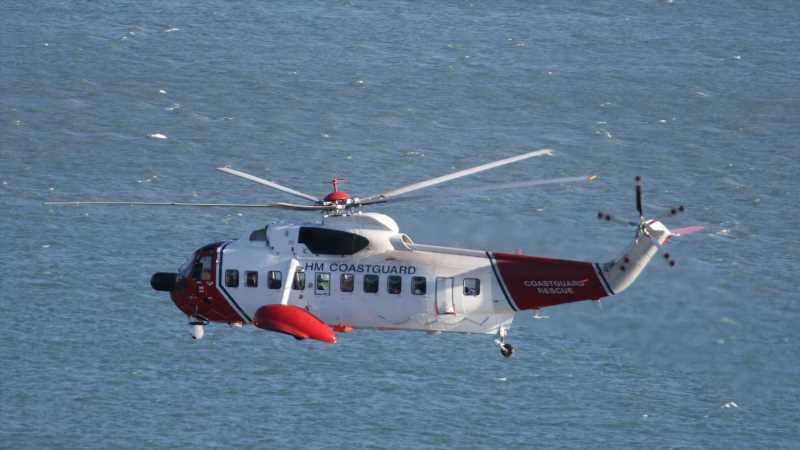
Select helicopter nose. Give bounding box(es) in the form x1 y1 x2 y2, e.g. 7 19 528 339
151 272 178 292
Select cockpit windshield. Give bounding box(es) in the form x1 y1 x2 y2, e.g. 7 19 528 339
178 258 192 278
191 255 213 281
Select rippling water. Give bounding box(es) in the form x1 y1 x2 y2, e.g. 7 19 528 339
2 1 799 448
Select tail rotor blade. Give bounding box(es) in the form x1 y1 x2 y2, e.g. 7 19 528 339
597 210 638 227
662 251 676 267
653 205 686 222
635 175 643 218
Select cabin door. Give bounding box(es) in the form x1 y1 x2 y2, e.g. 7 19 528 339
435 277 455 315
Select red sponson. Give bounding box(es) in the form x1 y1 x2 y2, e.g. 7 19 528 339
254 304 337 343
492 252 608 310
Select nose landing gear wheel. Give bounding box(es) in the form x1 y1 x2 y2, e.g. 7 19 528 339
500 343 515 358
189 315 209 340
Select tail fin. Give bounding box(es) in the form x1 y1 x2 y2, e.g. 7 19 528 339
596 220 671 295
489 176 702 311
596 176 703 294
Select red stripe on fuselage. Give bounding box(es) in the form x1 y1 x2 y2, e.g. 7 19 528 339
492 252 608 310
170 242 244 323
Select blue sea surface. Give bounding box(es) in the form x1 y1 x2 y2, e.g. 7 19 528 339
2 1 799 448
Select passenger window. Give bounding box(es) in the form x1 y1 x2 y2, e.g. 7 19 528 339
387 275 401 295
268 271 282 289
316 273 331 295
225 269 239 288
464 278 480 296
363 274 379 293
412 276 426 295
246 271 258 288
292 271 306 290
340 273 354 292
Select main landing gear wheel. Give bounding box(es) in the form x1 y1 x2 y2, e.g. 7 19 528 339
494 326 514 358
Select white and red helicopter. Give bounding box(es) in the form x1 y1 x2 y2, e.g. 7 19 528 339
48 149 702 357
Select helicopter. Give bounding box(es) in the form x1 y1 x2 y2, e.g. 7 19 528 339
47 149 702 357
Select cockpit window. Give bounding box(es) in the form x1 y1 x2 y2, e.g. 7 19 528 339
193 256 213 281
191 261 202 279
179 258 192 278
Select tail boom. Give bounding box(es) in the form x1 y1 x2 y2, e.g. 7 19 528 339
598 220 670 294
490 221 669 310
490 253 610 310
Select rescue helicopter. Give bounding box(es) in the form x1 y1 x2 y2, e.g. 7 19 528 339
47 149 702 357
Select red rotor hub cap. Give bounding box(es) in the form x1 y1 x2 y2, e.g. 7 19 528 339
324 191 351 202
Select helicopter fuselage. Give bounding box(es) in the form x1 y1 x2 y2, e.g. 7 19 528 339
164 212 662 338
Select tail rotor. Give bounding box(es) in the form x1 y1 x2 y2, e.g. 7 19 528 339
598 176 703 267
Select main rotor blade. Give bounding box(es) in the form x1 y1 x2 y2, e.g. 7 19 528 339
216 167 320 203
360 148 554 203
360 175 596 205
44 201 334 211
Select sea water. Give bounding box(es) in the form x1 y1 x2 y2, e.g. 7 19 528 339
2 1 799 448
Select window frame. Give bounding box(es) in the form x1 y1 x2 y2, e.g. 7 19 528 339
340 273 355 293
292 271 306 290
315 272 331 295
463 278 481 296
387 275 402 295
224 269 239 288
363 274 379 294
411 276 427 295
245 271 258 288
267 271 282 290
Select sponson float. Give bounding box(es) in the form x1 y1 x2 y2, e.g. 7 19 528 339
49 150 702 357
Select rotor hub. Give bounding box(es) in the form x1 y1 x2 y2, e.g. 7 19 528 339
324 191 352 202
